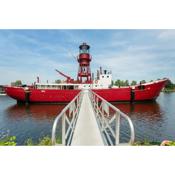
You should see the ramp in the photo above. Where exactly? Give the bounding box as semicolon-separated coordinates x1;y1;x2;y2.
71;91;104;145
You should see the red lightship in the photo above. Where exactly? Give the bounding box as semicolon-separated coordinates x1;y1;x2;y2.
5;43;167;103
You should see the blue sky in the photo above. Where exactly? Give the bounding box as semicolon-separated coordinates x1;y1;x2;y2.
0;29;174;84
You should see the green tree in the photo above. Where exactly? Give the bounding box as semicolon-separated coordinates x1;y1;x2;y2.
131;80;137;86
115;80;130;87
115;79;121;86
124;80;129;86
140;80;146;84
11;80;22;86
165;79;174;89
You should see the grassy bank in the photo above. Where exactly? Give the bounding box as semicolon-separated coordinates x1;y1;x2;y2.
0;136;61;146
1;136;175;146
0;136;175;146
133;140;161;146
133;140;175;146
0;136;17;146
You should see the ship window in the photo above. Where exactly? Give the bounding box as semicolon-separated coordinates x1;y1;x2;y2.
138;85;145;90
68;86;74;89
107;76;109;78
102;76;104;78
63;86;67;90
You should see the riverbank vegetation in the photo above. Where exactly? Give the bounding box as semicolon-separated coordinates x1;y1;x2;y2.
0;135;61;146
133;140;175;146
162;79;175;92
0;136;17;146
0;135;175;146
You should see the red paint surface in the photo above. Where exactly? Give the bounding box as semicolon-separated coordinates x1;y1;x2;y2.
134;80;167;101
93;87;131;101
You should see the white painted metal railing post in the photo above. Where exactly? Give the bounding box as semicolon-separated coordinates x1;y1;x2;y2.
93;95;96;109
96;98;99;116
62;113;66;145
115;112;120;145
52;116;60;145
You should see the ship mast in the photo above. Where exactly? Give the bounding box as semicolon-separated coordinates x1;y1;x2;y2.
77;43;92;83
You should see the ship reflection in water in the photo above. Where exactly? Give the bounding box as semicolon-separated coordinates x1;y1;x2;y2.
1;92;175;145
3;102;66;145
113;102;162;122
6;103;66;120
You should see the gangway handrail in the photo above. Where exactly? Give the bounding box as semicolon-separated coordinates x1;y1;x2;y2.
51;91;82;145
89;90;135;145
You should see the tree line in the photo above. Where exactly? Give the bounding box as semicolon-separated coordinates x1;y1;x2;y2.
113;79;175;90
113;79;147;87
164;79;175;90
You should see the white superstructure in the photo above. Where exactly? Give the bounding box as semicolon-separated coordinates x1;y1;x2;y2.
35;68;112;90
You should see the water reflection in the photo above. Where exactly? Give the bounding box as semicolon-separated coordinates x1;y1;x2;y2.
5;103;66;120
112;101;163;122
1;102;66;145
112;101;168;142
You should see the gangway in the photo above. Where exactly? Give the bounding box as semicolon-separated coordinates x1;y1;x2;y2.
52;90;135;146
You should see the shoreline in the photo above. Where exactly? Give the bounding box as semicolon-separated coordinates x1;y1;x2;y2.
162;89;175;93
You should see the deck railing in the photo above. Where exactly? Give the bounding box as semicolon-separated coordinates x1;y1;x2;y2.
89;90;135;145
51;91;82;145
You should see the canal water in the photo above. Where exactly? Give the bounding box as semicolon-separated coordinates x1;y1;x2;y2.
0;92;175;145
0;96;66;145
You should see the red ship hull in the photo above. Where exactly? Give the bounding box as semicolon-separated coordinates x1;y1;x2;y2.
94;79;167;102
5;79;167;103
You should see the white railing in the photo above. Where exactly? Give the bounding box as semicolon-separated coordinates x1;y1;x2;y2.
51;91;82;145
89;90;135;145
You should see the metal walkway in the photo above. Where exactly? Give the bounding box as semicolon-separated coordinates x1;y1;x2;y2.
52;90;135;146
71;90;104;145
